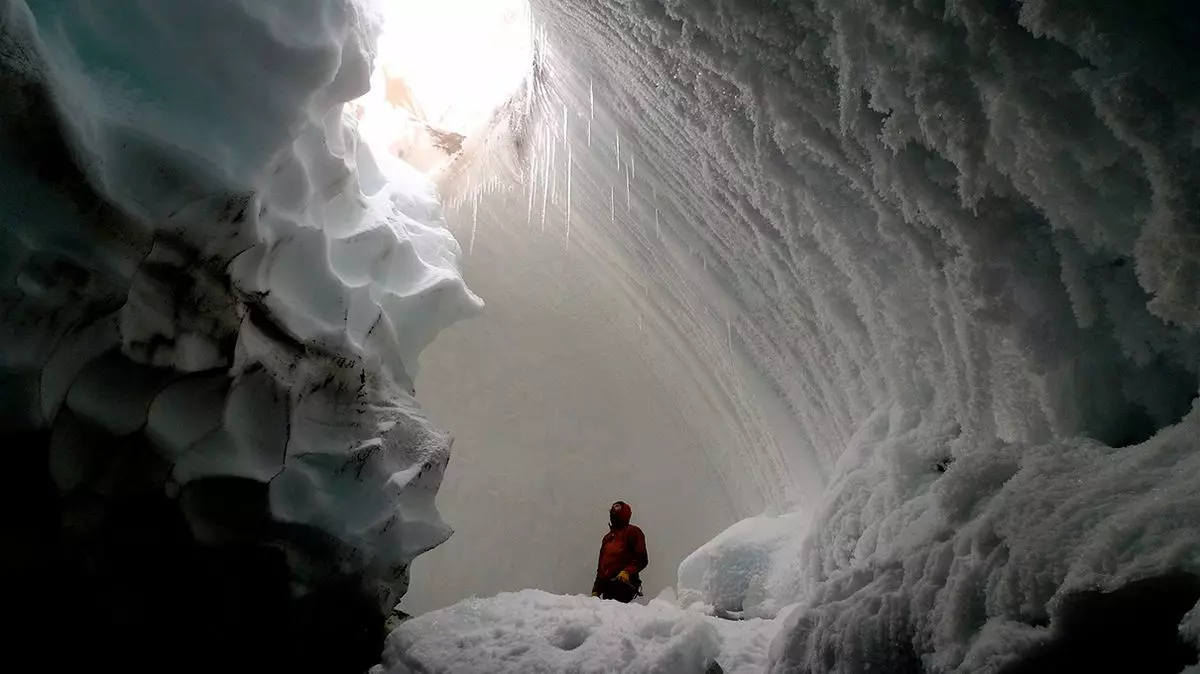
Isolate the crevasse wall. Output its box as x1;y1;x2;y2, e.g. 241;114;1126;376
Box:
531;0;1200;493
522;0;1200;671
1;0;477;669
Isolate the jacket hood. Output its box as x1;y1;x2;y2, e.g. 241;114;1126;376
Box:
609;501;632;527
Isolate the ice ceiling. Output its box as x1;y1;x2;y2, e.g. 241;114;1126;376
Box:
2;0;1200;672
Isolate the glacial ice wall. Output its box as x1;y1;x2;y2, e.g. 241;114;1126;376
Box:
531;0;1200;494
523;0;1200;671
1;0;477;667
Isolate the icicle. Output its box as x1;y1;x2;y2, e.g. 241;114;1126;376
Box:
526;160;536;229
469;194;479;255
616;130;621;171
655;208;660;238
566;145;572;249
524;24;535;119
540;130;550;233
544;124;553;192
589;79;594;120
727;318;733;367
625;166;631;211
550;125;558;205
631;154;636;181
540;171;550;234
587;120;592;147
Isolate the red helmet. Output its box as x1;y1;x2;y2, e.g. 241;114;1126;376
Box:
610;501;632;525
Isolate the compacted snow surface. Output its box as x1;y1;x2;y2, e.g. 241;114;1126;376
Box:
377;589;781;674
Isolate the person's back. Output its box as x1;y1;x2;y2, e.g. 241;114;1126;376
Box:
591;501;649;603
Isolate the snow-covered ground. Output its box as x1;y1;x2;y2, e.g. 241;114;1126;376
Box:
377;589;781;674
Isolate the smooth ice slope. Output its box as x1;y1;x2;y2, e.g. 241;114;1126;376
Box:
1;0;479;613
376;590;781;674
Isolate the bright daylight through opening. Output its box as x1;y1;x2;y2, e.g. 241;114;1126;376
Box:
354;0;533;174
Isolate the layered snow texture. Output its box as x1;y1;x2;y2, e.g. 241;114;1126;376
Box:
375;590;781;674
1;0;479;608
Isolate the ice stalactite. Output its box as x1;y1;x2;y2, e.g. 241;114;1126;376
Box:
566;145;573;248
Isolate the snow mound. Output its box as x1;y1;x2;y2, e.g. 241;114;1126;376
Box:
767;400;1200;673
1;0;480;609
677;511;810;620
376;590;781;674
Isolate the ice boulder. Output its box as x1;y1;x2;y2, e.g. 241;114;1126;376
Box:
677;511;810;620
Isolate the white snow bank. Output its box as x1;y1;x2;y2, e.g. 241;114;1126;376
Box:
766;400;1200;673
677;511;810;620
2;0;479;606
376;590;781;674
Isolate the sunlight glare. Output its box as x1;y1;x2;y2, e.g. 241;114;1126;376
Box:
363;0;532;140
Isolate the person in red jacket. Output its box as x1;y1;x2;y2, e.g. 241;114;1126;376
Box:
591;501;649;602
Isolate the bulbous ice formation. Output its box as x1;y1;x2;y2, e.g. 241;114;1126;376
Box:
1;0;479;668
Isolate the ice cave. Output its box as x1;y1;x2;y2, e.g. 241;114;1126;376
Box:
2;0;1199;672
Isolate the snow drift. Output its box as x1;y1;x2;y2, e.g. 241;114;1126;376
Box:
768;399;1200;672
376;589;781;674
